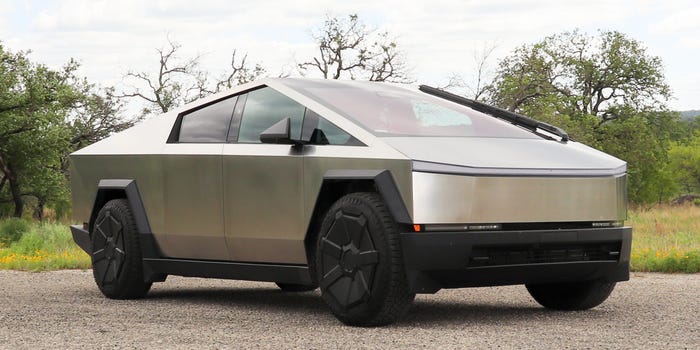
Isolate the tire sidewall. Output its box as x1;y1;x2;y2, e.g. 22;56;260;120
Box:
91;199;146;298
315;193;397;323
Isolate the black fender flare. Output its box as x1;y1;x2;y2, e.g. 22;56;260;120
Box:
321;169;412;224
89;179;162;260
304;169;412;264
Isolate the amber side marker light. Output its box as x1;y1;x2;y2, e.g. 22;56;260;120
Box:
413;224;422;232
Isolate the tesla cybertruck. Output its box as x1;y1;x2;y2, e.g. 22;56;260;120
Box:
70;78;631;326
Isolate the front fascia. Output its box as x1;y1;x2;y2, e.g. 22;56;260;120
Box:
412;171;627;224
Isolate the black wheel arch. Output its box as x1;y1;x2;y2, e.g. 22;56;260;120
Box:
303;170;412;269
89;179;162;262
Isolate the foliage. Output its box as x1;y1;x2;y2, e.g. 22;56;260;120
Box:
485;30;677;203
0;217;30;246
298;14;412;82
668;131;700;194
596;111;680;203
67;86;137;151
488;29;670;118
0;44;129;219
0;44;81;218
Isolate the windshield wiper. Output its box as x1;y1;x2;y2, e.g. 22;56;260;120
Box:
419;85;569;142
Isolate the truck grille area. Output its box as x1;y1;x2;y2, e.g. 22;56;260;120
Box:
469;242;622;267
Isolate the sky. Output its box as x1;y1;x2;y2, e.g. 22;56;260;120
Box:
1;0;699;112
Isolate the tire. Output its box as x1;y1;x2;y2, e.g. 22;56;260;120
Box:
313;192;415;326
275;283;317;292
91;199;151;299
526;280;616;310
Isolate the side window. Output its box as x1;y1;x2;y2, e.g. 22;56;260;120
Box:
237;87;305;143
302;109;363;146
178;96;237;143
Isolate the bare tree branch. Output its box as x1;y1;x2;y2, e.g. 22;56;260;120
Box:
298;14;412;82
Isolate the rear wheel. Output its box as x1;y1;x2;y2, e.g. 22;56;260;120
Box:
314;192;415;327
91;199;151;299
275;283;316;292
526;280;616;310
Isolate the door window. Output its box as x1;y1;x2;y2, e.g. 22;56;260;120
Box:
237;87;305;143
178;96;237;143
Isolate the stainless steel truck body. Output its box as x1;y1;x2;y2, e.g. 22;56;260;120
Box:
70;78;631;326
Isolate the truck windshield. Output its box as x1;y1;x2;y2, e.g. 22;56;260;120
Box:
284;79;539;139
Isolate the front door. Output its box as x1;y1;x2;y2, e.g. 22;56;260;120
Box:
223;87;306;264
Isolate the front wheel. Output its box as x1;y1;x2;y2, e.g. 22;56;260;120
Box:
314;192;415;327
526;280;616;310
91;199;151;299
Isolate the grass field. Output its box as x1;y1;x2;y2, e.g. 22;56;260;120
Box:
1;204;698;272
628;204;700;273
0;222;90;271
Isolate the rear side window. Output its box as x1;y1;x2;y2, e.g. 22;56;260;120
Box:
237;87;305;143
178;96;237;143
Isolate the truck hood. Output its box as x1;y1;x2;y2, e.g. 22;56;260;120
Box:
381;137;626;176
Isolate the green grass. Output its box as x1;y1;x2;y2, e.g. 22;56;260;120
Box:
628;204;700;273
1;204;698;272
0;222;90;271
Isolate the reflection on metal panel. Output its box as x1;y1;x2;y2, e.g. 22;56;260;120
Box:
223;144;305;264
412;172;627;224
69;154;167;251
161;144;228;260
302;144;413;232
383;137;626;171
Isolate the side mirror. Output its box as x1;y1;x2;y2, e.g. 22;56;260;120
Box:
260;118;294;144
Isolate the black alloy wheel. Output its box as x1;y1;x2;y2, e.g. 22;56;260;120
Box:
315;192;414;326
91;199;151;299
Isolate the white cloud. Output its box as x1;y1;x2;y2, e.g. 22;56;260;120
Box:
0;0;697;110
652;4;700;34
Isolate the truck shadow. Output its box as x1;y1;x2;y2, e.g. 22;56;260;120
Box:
402;300;566;326
146;286;328;314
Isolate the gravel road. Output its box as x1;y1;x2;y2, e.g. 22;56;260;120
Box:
0;270;697;349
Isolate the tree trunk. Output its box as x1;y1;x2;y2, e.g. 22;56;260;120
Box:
5;164;23;218
34;197;45;222
9;178;23;218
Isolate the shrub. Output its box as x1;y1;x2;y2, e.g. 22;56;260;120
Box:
0;218;31;246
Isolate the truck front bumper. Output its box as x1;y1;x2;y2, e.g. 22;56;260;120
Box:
400;227;632;293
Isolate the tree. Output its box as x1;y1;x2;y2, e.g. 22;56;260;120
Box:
299;14;412;82
68;86;137;151
116;40;201;116
489;30;671;121
485;30;676;203
443;42;497;101
210;49;267;93
668;131;700;195
0;44;81;217
117;39;266;117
